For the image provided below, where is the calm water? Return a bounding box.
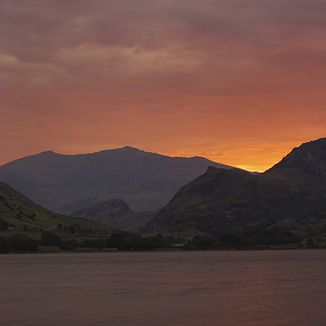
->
[1,250,326,325]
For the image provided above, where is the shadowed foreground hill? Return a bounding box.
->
[0,180,114,236]
[142,138,326,241]
[0,147,233,214]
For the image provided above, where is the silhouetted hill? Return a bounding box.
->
[0,147,234,214]
[142,138,326,242]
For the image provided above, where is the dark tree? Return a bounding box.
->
[0,236,9,253]
[7,234,38,251]
[40,231,63,247]
[60,239,80,250]
[0,218,9,231]
[68,226,76,234]
[306,238,314,247]
[192,236,217,249]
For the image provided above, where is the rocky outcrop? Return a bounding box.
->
[70,197,156,232]
[269,137,326,180]
[70,198,133,223]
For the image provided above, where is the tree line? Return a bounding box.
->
[0,227,308,254]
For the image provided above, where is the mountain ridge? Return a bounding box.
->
[141,137,326,241]
[268,137,326,180]
[0,146,234,214]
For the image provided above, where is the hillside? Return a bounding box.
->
[0,180,115,239]
[0,147,234,214]
[142,138,326,243]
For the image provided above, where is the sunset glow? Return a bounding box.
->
[1,0,326,172]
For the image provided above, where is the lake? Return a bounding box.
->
[1,250,326,325]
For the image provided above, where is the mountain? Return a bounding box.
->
[70,197,157,232]
[71,198,133,221]
[0,180,114,235]
[0,147,234,214]
[268,137,326,179]
[142,138,326,242]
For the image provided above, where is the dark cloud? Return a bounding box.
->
[2,0,326,58]
[1,0,326,171]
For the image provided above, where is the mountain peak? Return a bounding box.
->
[38,150,57,155]
[269,137,326,179]
[70,197,133,226]
[121,146,140,150]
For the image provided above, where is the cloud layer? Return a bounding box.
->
[1,0,326,171]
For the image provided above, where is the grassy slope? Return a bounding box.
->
[0,181,115,241]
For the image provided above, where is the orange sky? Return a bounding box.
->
[1,0,326,172]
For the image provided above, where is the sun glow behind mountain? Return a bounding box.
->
[1,0,326,171]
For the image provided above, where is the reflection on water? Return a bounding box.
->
[1,250,326,326]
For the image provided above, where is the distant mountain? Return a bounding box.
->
[71,198,133,221]
[0,147,234,214]
[142,138,326,241]
[70,197,157,232]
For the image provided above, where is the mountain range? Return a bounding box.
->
[141,138,326,242]
[2,138,326,245]
[0,147,233,214]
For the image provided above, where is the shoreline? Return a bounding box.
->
[4,243,326,254]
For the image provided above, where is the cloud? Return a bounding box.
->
[54,44,204,77]
[1,0,326,171]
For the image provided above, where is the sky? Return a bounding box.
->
[1,0,326,172]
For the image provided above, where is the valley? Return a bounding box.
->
[2,138,326,252]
